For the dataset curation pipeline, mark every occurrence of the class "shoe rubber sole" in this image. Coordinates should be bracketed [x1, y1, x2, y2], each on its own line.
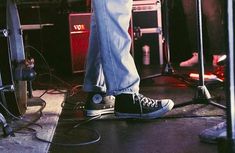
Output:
[115, 100, 174, 119]
[86, 108, 114, 117]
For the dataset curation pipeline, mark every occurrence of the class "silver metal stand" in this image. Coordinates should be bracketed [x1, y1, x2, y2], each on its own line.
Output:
[141, 0, 226, 109]
[172, 0, 226, 109]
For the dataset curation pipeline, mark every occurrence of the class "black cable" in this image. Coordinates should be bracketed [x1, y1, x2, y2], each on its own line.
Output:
[38, 89, 49, 98]
[0, 101, 44, 130]
[60, 93, 85, 110]
[0, 96, 100, 146]
[72, 114, 102, 128]
[22, 33, 101, 146]
[25, 45, 52, 80]
[36, 72, 83, 97]
[35, 115, 102, 146]
[24, 45, 82, 97]
[21, 2, 83, 95]
[14, 126, 37, 135]
[35, 127, 101, 146]
[0, 89, 100, 147]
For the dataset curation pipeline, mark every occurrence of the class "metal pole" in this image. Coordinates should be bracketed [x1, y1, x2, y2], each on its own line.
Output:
[195, 0, 205, 86]
[163, 0, 170, 63]
[226, 0, 235, 152]
[226, 0, 235, 141]
[218, 0, 235, 152]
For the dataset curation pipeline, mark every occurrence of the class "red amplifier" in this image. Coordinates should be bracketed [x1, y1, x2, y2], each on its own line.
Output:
[69, 13, 91, 73]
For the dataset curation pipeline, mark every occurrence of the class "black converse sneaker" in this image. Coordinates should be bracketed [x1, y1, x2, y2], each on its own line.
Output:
[115, 93, 174, 119]
[85, 93, 115, 117]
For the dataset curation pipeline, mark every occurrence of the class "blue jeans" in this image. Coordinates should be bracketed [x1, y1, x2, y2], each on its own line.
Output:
[181, 0, 226, 54]
[83, 0, 140, 95]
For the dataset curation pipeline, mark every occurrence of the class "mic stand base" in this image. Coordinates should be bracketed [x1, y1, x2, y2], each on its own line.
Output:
[174, 85, 226, 110]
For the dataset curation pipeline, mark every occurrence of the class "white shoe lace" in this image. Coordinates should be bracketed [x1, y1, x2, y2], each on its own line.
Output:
[134, 94, 160, 108]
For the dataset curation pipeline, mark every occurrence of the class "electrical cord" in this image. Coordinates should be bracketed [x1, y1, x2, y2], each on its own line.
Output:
[0, 90, 100, 147]
[25, 45, 52, 82]
[1, 94, 98, 147]
[25, 45, 82, 96]
[0, 85, 101, 146]
[24, 46, 71, 97]
[24, 45, 82, 97]
[1, 2, 100, 146]
[22, 29, 101, 146]
[14, 127, 37, 135]
[38, 89, 49, 98]
[0, 101, 44, 131]
[72, 114, 101, 128]
[35, 127, 101, 146]
[31, 97, 102, 146]
[60, 95, 85, 111]
[35, 114, 102, 146]
[22, 2, 82, 95]
[36, 72, 82, 96]
[37, 72, 72, 89]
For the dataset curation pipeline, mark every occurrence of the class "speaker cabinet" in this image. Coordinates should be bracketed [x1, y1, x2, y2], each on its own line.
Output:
[69, 13, 91, 73]
[53, 12, 91, 74]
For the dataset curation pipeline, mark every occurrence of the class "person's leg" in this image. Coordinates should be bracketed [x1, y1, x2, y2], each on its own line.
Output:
[85, 0, 174, 119]
[181, 0, 197, 51]
[83, 12, 115, 116]
[91, 0, 140, 96]
[202, 0, 226, 66]
[180, 0, 199, 67]
[83, 13, 106, 93]
[84, 0, 140, 117]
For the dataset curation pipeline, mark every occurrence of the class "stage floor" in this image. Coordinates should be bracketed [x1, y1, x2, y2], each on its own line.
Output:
[0, 90, 65, 153]
[46, 64, 226, 153]
[0, 64, 225, 153]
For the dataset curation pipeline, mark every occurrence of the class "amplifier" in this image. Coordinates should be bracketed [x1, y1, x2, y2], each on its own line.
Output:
[69, 13, 91, 73]
[52, 13, 91, 74]
[131, 0, 163, 66]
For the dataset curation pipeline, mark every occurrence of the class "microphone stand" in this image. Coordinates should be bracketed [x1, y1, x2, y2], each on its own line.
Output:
[173, 0, 226, 109]
[218, 0, 235, 153]
[142, 0, 226, 109]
